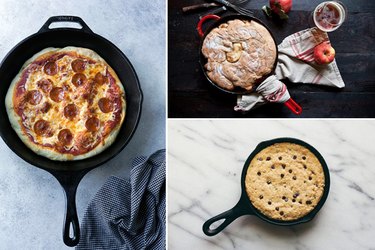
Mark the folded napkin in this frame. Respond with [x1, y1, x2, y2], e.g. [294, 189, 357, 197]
[76, 149, 166, 250]
[234, 27, 345, 112]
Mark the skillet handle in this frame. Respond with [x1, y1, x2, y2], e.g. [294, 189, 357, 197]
[38, 16, 93, 34]
[51, 169, 90, 247]
[203, 199, 250, 236]
[197, 14, 221, 38]
[284, 98, 303, 115]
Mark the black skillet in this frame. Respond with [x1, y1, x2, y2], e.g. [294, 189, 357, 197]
[197, 14, 302, 115]
[203, 138, 330, 236]
[0, 16, 143, 247]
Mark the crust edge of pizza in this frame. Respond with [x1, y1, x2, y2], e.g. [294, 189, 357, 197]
[5, 46, 126, 161]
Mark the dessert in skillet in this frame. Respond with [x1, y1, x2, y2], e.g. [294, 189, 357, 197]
[245, 142, 325, 221]
[5, 47, 126, 161]
[201, 19, 277, 91]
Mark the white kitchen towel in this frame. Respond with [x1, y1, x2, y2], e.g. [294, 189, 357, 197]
[234, 27, 345, 112]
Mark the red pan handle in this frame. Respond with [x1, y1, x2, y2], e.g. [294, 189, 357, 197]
[197, 14, 221, 38]
[284, 98, 302, 115]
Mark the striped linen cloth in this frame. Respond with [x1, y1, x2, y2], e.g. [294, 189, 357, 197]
[235, 27, 345, 112]
[76, 149, 166, 250]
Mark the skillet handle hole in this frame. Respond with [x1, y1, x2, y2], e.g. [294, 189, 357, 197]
[49, 22, 83, 30]
[209, 219, 225, 230]
[69, 222, 75, 239]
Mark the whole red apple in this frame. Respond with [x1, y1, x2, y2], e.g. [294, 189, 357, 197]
[314, 42, 336, 64]
[270, 0, 292, 14]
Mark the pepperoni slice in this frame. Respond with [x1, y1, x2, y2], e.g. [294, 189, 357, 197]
[34, 120, 52, 137]
[44, 61, 58, 75]
[58, 129, 73, 145]
[64, 104, 78, 120]
[94, 72, 108, 85]
[98, 98, 113, 113]
[50, 87, 65, 102]
[71, 59, 86, 72]
[26, 90, 42, 105]
[78, 133, 94, 149]
[37, 79, 53, 93]
[71, 73, 87, 87]
[85, 117, 100, 132]
[40, 102, 51, 113]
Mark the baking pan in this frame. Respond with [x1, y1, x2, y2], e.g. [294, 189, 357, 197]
[203, 138, 330, 236]
[0, 16, 143, 246]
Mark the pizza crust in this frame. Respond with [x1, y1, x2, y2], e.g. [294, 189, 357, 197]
[5, 47, 126, 161]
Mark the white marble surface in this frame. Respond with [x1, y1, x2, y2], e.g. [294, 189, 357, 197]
[0, 0, 165, 249]
[168, 120, 375, 250]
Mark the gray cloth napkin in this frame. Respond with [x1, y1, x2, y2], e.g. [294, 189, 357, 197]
[76, 149, 166, 250]
[234, 27, 345, 112]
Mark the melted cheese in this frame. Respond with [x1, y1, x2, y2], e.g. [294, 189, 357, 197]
[22, 53, 120, 147]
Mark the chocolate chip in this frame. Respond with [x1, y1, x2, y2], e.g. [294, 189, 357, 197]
[303, 164, 307, 169]
[289, 169, 292, 173]
[309, 176, 312, 180]
[282, 164, 286, 169]
[280, 211, 284, 216]
[275, 207, 279, 211]
[268, 201, 272, 205]
[302, 156, 306, 160]
[267, 180, 271, 185]
[293, 193, 300, 198]
[292, 199, 296, 202]
[293, 155, 297, 159]
[293, 176, 297, 180]
[257, 172, 261, 176]
[258, 157, 263, 161]
[259, 195, 263, 199]
[281, 174, 284, 178]
[278, 156, 282, 160]
[266, 157, 271, 161]
[271, 165, 275, 169]
[306, 200, 312, 205]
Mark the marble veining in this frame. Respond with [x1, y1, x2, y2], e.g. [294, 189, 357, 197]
[0, 0, 165, 249]
[168, 120, 375, 250]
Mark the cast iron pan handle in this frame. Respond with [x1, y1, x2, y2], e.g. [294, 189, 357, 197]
[38, 16, 93, 34]
[50, 169, 90, 247]
[284, 98, 302, 115]
[203, 198, 251, 236]
[197, 14, 221, 38]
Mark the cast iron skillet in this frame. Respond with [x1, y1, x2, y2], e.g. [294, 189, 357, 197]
[203, 138, 330, 236]
[197, 14, 302, 115]
[0, 16, 143, 246]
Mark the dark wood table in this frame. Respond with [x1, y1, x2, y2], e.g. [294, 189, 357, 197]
[168, 0, 375, 118]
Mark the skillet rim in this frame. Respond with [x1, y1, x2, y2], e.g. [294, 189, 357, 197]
[239, 137, 331, 226]
[0, 27, 143, 172]
[198, 14, 279, 95]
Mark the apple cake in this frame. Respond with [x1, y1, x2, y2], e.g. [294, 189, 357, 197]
[244, 142, 325, 221]
[201, 19, 277, 91]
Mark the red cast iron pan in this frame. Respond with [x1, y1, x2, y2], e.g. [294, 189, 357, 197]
[203, 138, 330, 236]
[0, 16, 143, 247]
[197, 14, 302, 115]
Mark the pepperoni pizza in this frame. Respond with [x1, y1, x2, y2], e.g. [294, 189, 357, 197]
[5, 47, 126, 161]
